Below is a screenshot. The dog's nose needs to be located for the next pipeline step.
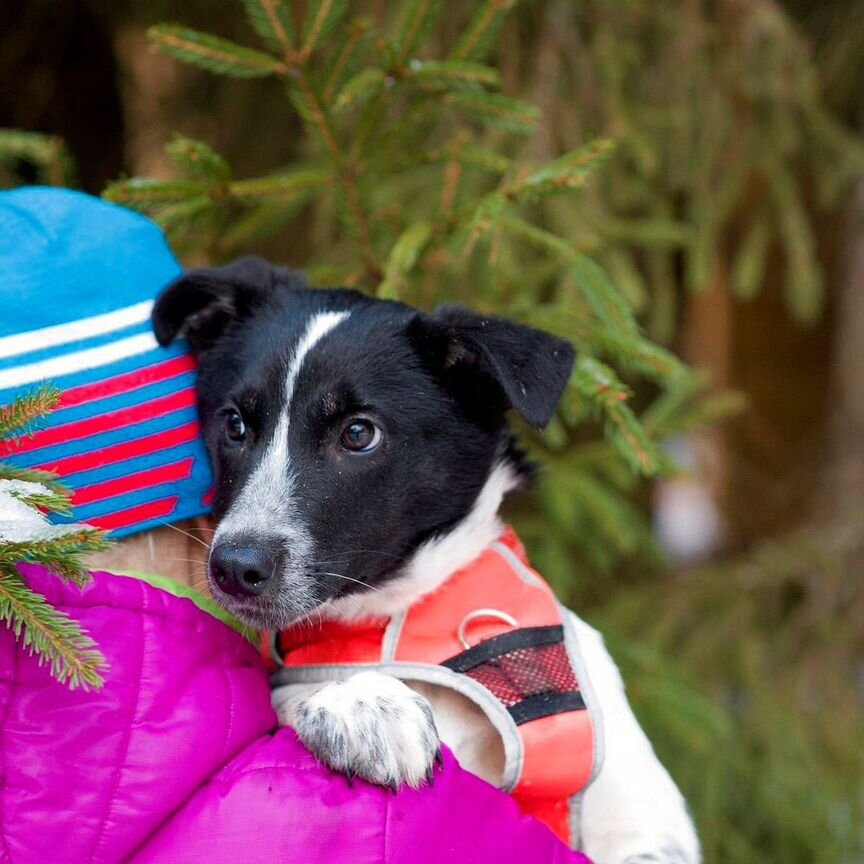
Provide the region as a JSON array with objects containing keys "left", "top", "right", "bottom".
[{"left": 209, "top": 543, "right": 278, "bottom": 597}]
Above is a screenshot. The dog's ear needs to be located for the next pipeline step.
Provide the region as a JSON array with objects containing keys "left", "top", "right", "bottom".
[
  {"left": 413, "top": 305, "right": 575, "bottom": 428},
  {"left": 152, "top": 256, "right": 306, "bottom": 352}
]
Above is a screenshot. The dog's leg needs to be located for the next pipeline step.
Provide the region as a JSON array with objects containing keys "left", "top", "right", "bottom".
[
  {"left": 272, "top": 672, "right": 440, "bottom": 789},
  {"left": 571, "top": 613, "right": 701, "bottom": 864}
]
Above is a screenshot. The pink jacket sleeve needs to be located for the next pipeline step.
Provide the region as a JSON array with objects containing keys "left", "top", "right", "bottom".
[
  {"left": 2, "top": 566, "right": 588, "bottom": 864},
  {"left": 130, "top": 731, "right": 586, "bottom": 864}
]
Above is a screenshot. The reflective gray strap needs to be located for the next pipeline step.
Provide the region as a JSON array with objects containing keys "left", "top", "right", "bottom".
[
  {"left": 490, "top": 541, "right": 544, "bottom": 586},
  {"left": 268, "top": 630, "right": 285, "bottom": 667},
  {"left": 558, "top": 607, "right": 604, "bottom": 850},
  {"left": 381, "top": 611, "right": 405, "bottom": 662},
  {"left": 559, "top": 604, "right": 605, "bottom": 787},
  {"left": 569, "top": 792, "right": 583, "bottom": 851},
  {"left": 270, "top": 660, "right": 525, "bottom": 792}
]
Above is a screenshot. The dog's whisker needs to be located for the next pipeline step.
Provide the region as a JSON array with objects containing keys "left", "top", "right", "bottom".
[
  {"left": 153, "top": 518, "right": 211, "bottom": 549},
  {"left": 319, "top": 570, "right": 382, "bottom": 592}
]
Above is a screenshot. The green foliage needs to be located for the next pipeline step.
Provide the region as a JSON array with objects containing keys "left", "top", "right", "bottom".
[
  {"left": 598, "top": 522, "right": 864, "bottom": 864},
  {"left": 147, "top": 24, "right": 289, "bottom": 77},
  {"left": 94, "top": 2, "right": 862, "bottom": 861},
  {"left": 0, "top": 129, "right": 74, "bottom": 188},
  {"left": 104, "top": 0, "right": 725, "bottom": 593},
  {"left": 509, "top": 0, "right": 864, "bottom": 334},
  {"left": 0, "top": 386, "right": 108, "bottom": 689}
]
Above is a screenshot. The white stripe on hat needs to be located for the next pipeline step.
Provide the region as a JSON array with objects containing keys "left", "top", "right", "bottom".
[
  {"left": 0, "top": 300, "right": 154, "bottom": 361},
  {"left": 0, "top": 331, "right": 158, "bottom": 391}
]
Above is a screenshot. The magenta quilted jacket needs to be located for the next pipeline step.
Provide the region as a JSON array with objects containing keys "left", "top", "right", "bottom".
[{"left": 1, "top": 565, "right": 587, "bottom": 864}]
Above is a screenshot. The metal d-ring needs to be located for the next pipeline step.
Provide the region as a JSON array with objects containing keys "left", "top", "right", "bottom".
[{"left": 458, "top": 608, "right": 519, "bottom": 650}]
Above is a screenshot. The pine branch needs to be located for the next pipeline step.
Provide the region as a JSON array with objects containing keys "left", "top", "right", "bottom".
[
  {"left": 0, "top": 529, "right": 108, "bottom": 585},
  {"left": 98, "top": 0, "right": 729, "bottom": 598},
  {"left": 229, "top": 168, "right": 333, "bottom": 200},
  {"left": 0, "top": 462, "right": 67, "bottom": 495},
  {"left": 504, "top": 139, "right": 615, "bottom": 204},
  {"left": 301, "top": 0, "right": 349, "bottom": 61},
  {"left": 767, "top": 161, "right": 823, "bottom": 323},
  {"left": 732, "top": 216, "right": 770, "bottom": 301},
  {"left": 393, "top": 0, "right": 443, "bottom": 68},
  {"left": 241, "top": 0, "right": 296, "bottom": 54},
  {"left": 451, "top": 0, "right": 518, "bottom": 62},
  {"left": 561, "top": 469, "right": 647, "bottom": 556},
  {"left": 0, "top": 566, "right": 106, "bottom": 690},
  {"left": 525, "top": 306, "right": 685, "bottom": 383},
  {"left": 220, "top": 194, "right": 317, "bottom": 253},
  {"left": 104, "top": 178, "right": 212, "bottom": 209},
  {"left": 148, "top": 24, "right": 289, "bottom": 78},
  {"left": 334, "top": 67, "right": 386, "bottom": 113},
  {"left": 1, "top": 389, "right": 109, "bottom": 690},
  {"left": 290, "top": 67, "right": 380, "bottom": 280},
  {"left": 570, "top": 254, "right": 640, "bottom": 336},
  {"left": 166, "top": 136, "right": 232, "bottom": 182},
  {"left": 377, "top": 221, "right": 434, "bottom": 299},
  {"left": 0, "top": 384, "right": 60, "bottom": 440},
  {"left": 322, "top": 17, "right": 374, "bottom": 101},
  {"left": 1, "top": 482, "right": 72, "bottom": 517},
  {"left": 0, "top": 128, "right": 74, "bottom": 186},
  {"left": 573, "top": 356, "right": 661, "bottom": 475},
  {"left": 419, "top": 142, "right": 512, "bottom": 175},
  {"left": 404, "top": 59, "right": 500, "bottom": 90},
  {"left": 443, "top": 91, "right": 540, "bottom": 133},
  {"left": 154, "top": 198, "right": 220, "bottom": 238}
]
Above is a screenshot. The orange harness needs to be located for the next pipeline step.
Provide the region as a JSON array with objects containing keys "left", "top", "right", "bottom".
[{"left": 266, "top": 527, "right": 602, "bottom": 845}]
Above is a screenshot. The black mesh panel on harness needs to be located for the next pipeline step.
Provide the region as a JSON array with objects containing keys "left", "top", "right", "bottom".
[{"left": 441, "top": 624, "right": 586, "bottom": 725}]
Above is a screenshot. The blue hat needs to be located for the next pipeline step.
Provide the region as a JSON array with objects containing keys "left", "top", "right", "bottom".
[{"left": 0, "top": 187, "right": 213, "bottom": 537}]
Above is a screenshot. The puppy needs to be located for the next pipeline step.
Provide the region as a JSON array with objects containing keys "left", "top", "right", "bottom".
[{"left": 153, "top": 257, "right": 700, "bottom": 864}]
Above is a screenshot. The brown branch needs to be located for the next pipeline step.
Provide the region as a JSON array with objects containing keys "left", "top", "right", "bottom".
[
  {"left": 262, "top": 0, "right": 293, "bottom": 53},
  {"left": 294, "top": 68, "right": 380, "bottom": 282}
]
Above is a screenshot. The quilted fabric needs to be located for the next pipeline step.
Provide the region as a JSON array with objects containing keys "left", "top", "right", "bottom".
[{"left": 0, "top": 565, "right": 588, "bottom": 864}]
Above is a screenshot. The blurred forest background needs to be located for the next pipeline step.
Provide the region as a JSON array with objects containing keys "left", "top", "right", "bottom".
[{"left": 1, "top": 1, "right": 862, "bottom": 861}]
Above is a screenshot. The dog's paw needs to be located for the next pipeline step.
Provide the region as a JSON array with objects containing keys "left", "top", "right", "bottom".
[{"left": 286, "top": 671, "right": 440, "bottom": 790}]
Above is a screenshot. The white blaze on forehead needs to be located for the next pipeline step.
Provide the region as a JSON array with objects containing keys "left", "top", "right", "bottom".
[
  {"left": 215, "top": 309, "right": 350, "bottom": 546},
  {"left": 284, "top": 310, "right": 350, "bottom": 405}
]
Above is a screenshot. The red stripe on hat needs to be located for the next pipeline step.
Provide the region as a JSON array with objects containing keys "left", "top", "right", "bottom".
[
  {"left": 35, "top": 421, "right": 200, "bottom": 477},
  {"left": 72, "top": 457, "right": 195, "bottom": 507},
  {"left": 87, "top": 496, "right": 180, "bottom": 532},
  {"left": 0, "top": 389, "right": 196, "bottom": 457},
  {"left": 58, "top": 355, "right": 197, "bottom": 410}
]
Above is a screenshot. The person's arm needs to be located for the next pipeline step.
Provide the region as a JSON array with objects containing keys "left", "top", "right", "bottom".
[{"left": 129, "top": 732, "right": 588, "bottom": 864}]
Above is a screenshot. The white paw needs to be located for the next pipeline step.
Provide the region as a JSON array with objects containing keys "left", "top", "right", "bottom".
[{"left": 284, "top": 671, "right": 441, "bottom": 790}]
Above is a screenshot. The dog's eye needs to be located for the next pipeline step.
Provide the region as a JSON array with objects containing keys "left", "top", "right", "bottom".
[
  {"left": 224, "top": 410, "right": 246, "bottom": 443},
  {"left": 340, "top": 419, "right": 382, "bottom": 453}
]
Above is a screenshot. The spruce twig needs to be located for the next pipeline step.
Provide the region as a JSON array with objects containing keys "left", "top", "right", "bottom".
[
  {"left": 0, "top": 566, "right": 106, "bottom": 690},
  {"left": 0, "top": 389, "right": 108, "bottom": 689}
]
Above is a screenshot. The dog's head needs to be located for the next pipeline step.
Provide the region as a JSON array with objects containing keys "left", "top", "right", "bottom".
[{"left": 153, "top": 256, "right": 574, "bottom": 629}]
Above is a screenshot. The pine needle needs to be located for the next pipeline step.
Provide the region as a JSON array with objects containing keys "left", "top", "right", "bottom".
[{"left": 0, "top": 567, "right": 106, "bottom": 690}]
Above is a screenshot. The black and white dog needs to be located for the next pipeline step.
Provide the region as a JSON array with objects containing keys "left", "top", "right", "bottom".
[{"left": 153, "top": 257, "right": 699, "bottom": 864}]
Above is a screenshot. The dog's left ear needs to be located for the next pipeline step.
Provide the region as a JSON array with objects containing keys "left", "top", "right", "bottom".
[{"left": 416, "top": 305, "right": 576, "bottom": 428}]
